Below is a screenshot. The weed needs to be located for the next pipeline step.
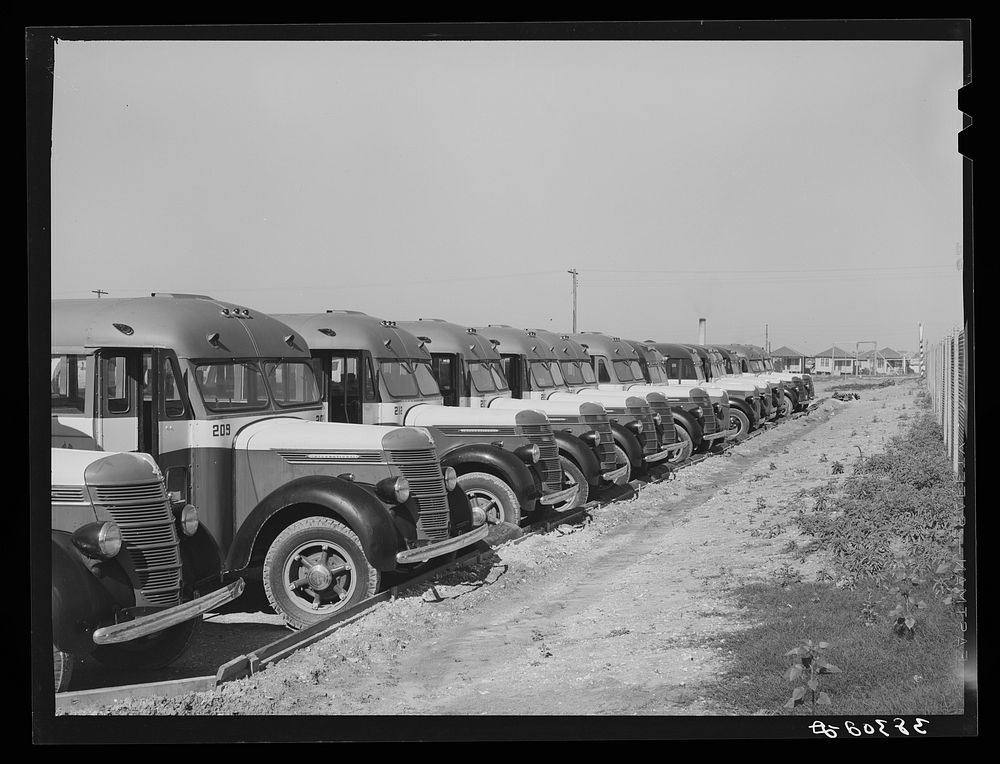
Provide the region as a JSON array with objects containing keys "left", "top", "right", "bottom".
[
  {"left": 819, "top": 453, "right": 828, "bottom": 463},
  {"left": 756, "top": 497, "right": 767, "bottom": 510},
  {"left": 780, "top": 540, "right": 798, "bottom": 554},
  {"left": 773, "top": 563, "right": 803, "bottom": 587},
  {"left": 872, "top": 415, "right": 880, "bottom": 423},
  {"left": 770, "top": 462, "right": 778, "bottom": 471},
  {"left": 885, "top": 564, "right": 926, "bottom": 640},
  {"left": 831, "top": 461, "right": 844, "bottom": 474},
  {"left": 784, "top": 640, "right": 841, "bottom": 711}
]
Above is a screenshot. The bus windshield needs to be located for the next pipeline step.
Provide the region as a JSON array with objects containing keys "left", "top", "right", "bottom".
[
  {"left": 468, "top": 361, "right": 506, "bottom": 394},
  {"left": 263, "top": 360, "right": 322, "bottom": 408},
  {"left": 646, "top": 363, "right": 667, "bottom": 384},
  {"left": 560, "top": 360, "right": 595, "bottom": 386},
  {"left": 612, "top": 359, "right": 644, "bottom": 382},
  {"left": 749, "top": 360, "right": 764, "bottom": 372},
  {"left": 413, "top": 361, "right": 441, "bottom": 396},
  {"left": 378, "top": 360, "right": 440, "bottom": 399},
  {"left": 529, "top": 361, "right": 555, "bottom": 388},
  {"left": 194, "top": 361, "right": 270, "bottom": 412}
]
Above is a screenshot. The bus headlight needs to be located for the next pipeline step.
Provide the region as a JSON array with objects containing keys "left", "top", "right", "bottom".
[
  {"left": 377, "top": 476, "right": 410, "bottom": 504},
  {"left": 73, "top": 521, "right": 122, "bottom": 559},
  {"left": 627, "top": 420, "right": 643, "bottom": 435},
  {"left": 443, "top": 466, "right": 458, "bottom": 492},
  {"left": 692, "top": 406, "right": 703, "bottom": 419},
  {"left": 178, "top": 504, "right": 199, "bottom": 537},
  {"left": 516, "top": 443, "right": 541, "bottom": 464},
  {"left": 652, "top": 412, "right": 662, "bottom": 426}
]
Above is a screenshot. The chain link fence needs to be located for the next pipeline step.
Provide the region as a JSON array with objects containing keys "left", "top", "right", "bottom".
[{"left": 924, "top": 328, "right": 967, "bottom": 476}]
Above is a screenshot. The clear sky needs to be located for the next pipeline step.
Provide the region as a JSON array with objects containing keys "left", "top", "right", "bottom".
[{"left": 50, "top": 38, "right": 965, "bottom": 354}]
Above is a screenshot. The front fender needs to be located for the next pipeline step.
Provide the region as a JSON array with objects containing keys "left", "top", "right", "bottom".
[
  {"left": 552, "top": 430, "right": 602, "bottom": 486},
  {"left": 51, "top": 534, "right": 122, "bottom": 656},
  {"left": 440, "top": 443, "right": 540, "bottom": 506},
  {"left": 179, "top": 524, "right": 225, "bottom": 593},
  {"left": 671, "top": 409, "right": 704, "bottom": 448},
  {"left": 609, "top": 422, "right": 644, "bottom": 469},
  {"left": 730, "top": 398, "right": 757, "bottom": 428},
  {"left": 229, "top": 475, "right": 400, "bottom": 573}
]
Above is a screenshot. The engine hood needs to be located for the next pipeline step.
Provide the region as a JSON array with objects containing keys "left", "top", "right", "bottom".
[
  {"left": 489, "top": 397, "right": 607, "bottom": 418},
  {"left": 548, "top": 389, "right": 650, "bottom": 411},
  {"left": 52, "top": 448, "right": 162, "bottom": 488},
  {"left": 403, "top": 403, "right": 540, "bottom": 428},
  {"left": 233, "top": 418, "right": 435, "bottom": 453}
]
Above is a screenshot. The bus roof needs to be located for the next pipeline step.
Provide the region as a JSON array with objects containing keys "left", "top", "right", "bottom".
[
  {"left": 570, "top": 332, "right": 642, "bottom": 361},
  {"left": 646, "top": 342, "right": 700, "bottom": 361},
  {"left": 276, "top": 311, "right": 430, "bottom": 361},
  {"left": 51, "top": 295, "right": 310, "bottom": 360},
  {"left": 395, "top": 319, "right": 500, "bottom": 362},
  {"left": 530, "top": 329, "right": 591, "bottom": 362},
  {"left": 622, "top": 339, "right": 666, "bottom": 364},
  {"left": 475, "top": 325, "right": 557, "bottom": 362}
]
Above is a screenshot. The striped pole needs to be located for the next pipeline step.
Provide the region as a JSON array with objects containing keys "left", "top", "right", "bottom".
[{"left": 918, "top": 322, "right": 924, "bottom": 378}]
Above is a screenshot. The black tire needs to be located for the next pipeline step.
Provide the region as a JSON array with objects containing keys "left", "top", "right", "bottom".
[
  {"left": 611, "top": 444, "right": 633, "bottom": 483},
  {"left": 263, "top": 516, "right": 379, "bottom": 631},
  {"left": 53, "top": 645, "right": 75, "bottom": 693},
  {"left": 458, "top": 472, "right": 521, "bottom": 544},
  {"left": 554, "top": 455, "right": 588, "bottom": 510},
  {"left": 667, "top": 425, "right": 694, "bottom": 463},
  {"left": 91, "top": 619, "right": 197, "bottom": 671},
  {"left": 730, "top": 408, "right": 751, "bottom": 439},
  {"left": 781, "top": 392, "right": 795, "bottom": 417}
]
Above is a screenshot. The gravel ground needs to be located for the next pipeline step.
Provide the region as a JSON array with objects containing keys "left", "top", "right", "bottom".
[{"left": 78, "top": 380, "right": 918, "bottom": 717}]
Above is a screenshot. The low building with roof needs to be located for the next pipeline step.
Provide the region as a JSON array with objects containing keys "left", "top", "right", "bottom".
[
  {"left": 812, "top": 345, "right": 857, "bottom": 376},
  {"left": 770, "top": 345, "right": 810, "bottom": 374}
]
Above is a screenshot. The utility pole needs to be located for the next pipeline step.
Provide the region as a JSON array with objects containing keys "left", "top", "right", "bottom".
[
  {"left": 91, "top": 289, "right": 108, "bottom": 299},
  {"left": 765, "top": 323, "right": 769, "bottom": 354},
  {"left": 567, "top": 269, "right": 578, "bottom": 333}
]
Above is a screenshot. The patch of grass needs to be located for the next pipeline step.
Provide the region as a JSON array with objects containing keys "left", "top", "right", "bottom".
[{"left": 697, "top": 581, "right": 964, "bottom": 715}]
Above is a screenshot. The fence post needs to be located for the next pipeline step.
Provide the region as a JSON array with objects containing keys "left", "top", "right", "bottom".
[{"left": 953, "top": 329, "right": 961, "bottom": 474}]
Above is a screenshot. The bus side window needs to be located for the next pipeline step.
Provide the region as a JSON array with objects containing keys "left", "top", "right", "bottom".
[
  {"left": 162, "top": 354, "right": 188, "bottom": 419},
  {"left": 104, "top": 355, "right": 131, "bottom": 414},
  {"left": 51, "top": 354, "right": 88, "bottom": 414},
  {"left": 432, "top": 356, "right": 456, "bottom": 405}
]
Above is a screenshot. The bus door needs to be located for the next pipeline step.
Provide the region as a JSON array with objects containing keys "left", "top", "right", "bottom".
[
  {"left": 325, "top": 351, "right": 367, "bottom": 424},
  {"left": 143, "top": 350, "right": 193, "bottom": 501},
  {"left": 499, "top": 354, "right": 525, "bottom": 398},
  {"left": 430, "top": 354, "right": 459, "bottom": 407},
  {"left": 51, "top": 352, "right": 98, "bottom": 449},
  {"left": 94, "top": 349, "right": 142, "bottom": 453}
]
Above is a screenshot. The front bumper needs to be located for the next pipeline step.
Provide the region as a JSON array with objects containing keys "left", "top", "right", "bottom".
[
  {"left": 92, "top": 579, "right": 246, "bottom": 645},
  {"left": 601, "top": 463, "right": 630, "bottom": 485},
  {"left": 539, "top": 483, "right": 582, "bottom": 507},
  {"left": 701, "top": 430, "right": 728, "bottom": 442},
  {"left": 644, "top": 448, "right": 675, "bottom": 464},
  {"left": 395, "top": 523, "right": 490, "bottom": 564}
]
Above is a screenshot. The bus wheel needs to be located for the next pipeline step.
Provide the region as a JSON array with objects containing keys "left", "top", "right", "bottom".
[
  {"left": 91, "top": 620, "right": 197, "bottom": 670},
  {"left": 781, "top": 392, "right": 795, "bottom": 417},
  {"left": 730, "top": 409, "right": 751, "bottom": 439},
  {"left": 263, "top": 517, "right": 379, "bottom": 631},
  {"left": 554, "top": 456, "right": 588, "bottom": 511},
  {"left": 667, "top": 426, "right": 693, "bottom": 464},
  {"left": 53, "top": 645, "right": 75, "bottom": 692},
  {"left": 458, "top": 472, "right": 521, "bottom": 544}
]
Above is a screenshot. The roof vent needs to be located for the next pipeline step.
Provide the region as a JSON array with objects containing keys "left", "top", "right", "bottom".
[
  {"left": 488, "top": 339, "right": 501, "bottom": 347},
  {"left": 206, "top": 332, "right": 221, "bottom": 347},
  {"left": 284, "top": 334, "right": 297, "bottom": 347},
  {"left": 112, "top": 323, "right": 134, "bottom": 336},
  {"left": 384, "top": 339, "right": 392, "bottom": 348},
  {"left": 220, "top": 308, "right": 231, "bottom": 316},
  {"left": 526, "top": 331, "right": 537, "bottom": 337},
  {"left": 417, "top": 336, "right": 432, "bottom": 344},
  {"left": 466, "top": 327, "right": 477, "bottom": 334},
  {"left": 318, "top": 328, "right": 337, "bottom": 337}
]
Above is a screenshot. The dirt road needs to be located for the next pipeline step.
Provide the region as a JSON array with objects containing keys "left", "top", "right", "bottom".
[{"left": 92, "top": 380, "right": 917, "bottom": 716}]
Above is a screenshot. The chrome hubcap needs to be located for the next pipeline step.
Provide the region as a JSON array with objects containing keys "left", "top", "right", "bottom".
[
  {"left": 284, "top": 541, "right": 355, "bottom": 612},
  {"left": 467, "top": 491, "right": 503, "bottom": 524}
]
